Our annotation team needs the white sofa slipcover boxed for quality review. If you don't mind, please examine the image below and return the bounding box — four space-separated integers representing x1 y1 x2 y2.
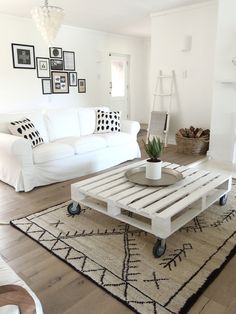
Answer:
0 107 140 192
0 255 43 314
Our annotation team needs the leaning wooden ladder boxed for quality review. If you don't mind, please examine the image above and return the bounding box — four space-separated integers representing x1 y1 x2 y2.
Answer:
147 70 175 147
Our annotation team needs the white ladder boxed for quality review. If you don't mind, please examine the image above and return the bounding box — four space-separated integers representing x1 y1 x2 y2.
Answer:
147 70 175 147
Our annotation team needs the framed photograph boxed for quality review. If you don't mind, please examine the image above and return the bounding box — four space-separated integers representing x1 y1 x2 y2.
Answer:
42 79 51 95
36 57 50 78
49 47 62 59
50 59 63 71
78 79 86 93
63 51 75 71
69 72 77 86
11 43 35 69
51 71 69 94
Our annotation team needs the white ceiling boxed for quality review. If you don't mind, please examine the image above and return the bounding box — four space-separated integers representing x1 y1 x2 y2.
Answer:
0 0 209 37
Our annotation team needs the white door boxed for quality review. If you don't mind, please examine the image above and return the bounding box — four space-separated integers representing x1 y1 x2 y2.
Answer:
108 54 130 119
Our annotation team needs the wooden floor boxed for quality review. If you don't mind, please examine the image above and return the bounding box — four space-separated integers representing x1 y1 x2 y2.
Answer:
0 139 236 314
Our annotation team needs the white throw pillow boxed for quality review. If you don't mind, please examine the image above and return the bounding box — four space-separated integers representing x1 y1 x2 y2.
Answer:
45 108 80 141
94 110 121 133
8 117 44 147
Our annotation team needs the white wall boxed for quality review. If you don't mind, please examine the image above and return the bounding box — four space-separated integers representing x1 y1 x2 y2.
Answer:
0 13 149 122
150 1 218 143
209 0 236 163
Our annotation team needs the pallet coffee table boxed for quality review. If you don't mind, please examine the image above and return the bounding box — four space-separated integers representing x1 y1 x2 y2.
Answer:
68 160 232 257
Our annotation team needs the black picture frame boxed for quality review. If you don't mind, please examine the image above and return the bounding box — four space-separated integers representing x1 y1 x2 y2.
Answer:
50 59 64 71
42 79 52 95
11 43 35 69
36 57 50 78
78 79 86 93
51 71 69 94
63 51 75 71
49 47 62 59
69 72 77 86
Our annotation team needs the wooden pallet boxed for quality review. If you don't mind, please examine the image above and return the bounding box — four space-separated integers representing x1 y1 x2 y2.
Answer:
70 161 232 256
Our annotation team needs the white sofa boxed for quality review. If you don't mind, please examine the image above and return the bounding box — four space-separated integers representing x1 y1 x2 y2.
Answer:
0 255 43 314
0 107 140 192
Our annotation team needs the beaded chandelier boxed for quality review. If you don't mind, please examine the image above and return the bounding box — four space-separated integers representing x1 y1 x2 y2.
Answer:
31 0 64 46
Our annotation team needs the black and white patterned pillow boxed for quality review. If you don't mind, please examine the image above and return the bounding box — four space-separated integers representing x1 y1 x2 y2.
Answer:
95 110 121 133
8 117 44 148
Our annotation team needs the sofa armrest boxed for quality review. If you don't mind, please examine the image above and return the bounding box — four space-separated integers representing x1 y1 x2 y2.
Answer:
0 133 33 166
120 120 140 137
0 133 34 191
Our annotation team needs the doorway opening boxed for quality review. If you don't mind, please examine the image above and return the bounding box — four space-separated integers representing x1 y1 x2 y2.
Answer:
108 53 130 119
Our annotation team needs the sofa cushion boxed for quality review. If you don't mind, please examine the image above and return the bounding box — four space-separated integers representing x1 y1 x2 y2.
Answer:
95 110 121 133
45 108 80 141
78 108 96 136
56 135 107 155
97 132 134 147
33 142 75 164
8 118 44 148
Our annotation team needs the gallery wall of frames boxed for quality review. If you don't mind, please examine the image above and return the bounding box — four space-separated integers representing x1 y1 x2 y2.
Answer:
11 43 86 95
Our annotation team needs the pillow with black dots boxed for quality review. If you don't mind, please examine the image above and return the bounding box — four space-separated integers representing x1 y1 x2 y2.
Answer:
8 117 44 148
95 110 121 133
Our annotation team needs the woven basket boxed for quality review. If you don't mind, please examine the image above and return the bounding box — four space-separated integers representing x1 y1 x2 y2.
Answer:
175 133 209 155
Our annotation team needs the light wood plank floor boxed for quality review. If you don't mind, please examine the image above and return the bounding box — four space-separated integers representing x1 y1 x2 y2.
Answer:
0 141 235 314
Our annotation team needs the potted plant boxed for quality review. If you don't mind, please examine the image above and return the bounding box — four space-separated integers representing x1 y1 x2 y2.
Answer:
143 136 163 180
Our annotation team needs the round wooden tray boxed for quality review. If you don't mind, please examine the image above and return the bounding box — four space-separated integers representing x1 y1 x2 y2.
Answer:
125 167 183 187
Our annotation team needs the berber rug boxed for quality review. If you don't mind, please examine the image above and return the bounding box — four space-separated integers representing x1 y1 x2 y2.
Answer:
11 183 236 314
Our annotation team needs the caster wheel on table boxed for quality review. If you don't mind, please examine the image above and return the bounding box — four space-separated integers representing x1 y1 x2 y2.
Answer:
67 203 81 215
153 239 166 258
219 194 228 206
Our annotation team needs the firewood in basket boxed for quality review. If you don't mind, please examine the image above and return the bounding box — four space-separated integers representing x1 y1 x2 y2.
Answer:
190 126 195 133
179 128 186 137
202 129 210 137
194 128 199 136
176 130 183 137
185 128 191 137
188 131 195 138
195 128 203 138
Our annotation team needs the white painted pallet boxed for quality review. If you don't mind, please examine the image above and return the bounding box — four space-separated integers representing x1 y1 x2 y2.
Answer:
71 161 232 240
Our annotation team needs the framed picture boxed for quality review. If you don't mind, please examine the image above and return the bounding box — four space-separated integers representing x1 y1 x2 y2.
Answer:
11 43 35 69
51 71 69 94
36 57 50 78
50 59 63 71
78 79 86 93
63 51 75 71
49 47 62 59
69 72 77 86
42 79 52 95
